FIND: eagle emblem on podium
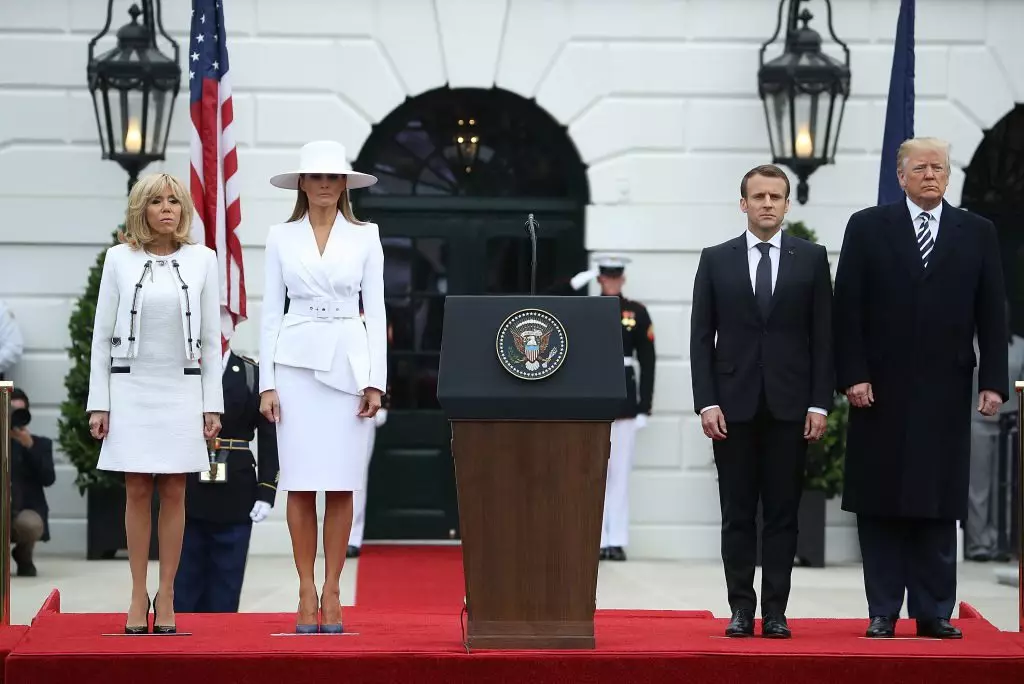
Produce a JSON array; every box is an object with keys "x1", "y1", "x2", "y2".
[{"x1": 496, "y1": 309, "x2": 568, "y2": 380}]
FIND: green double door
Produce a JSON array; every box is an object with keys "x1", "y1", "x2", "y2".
[{"x1": 363, "y1": 207, "x2": 584, "y2": 540}]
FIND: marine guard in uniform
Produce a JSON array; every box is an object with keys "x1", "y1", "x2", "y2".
[
  {"x1": 348, "y1": 315, "x2": 393, "y2": 558},
  {"x1": 577, "y1": 256, "x2": 656, "y2": 561},
  {"x1": 174, "y1": 347, "x2": 279, "y2": 613}
]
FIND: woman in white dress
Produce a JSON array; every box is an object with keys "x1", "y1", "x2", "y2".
[
  {"x1": 87, "y1": 173, "x2": 223, "y2": 635},
  {"x1": 259, "y1": 140, "x2": 386, "y2": 634}
]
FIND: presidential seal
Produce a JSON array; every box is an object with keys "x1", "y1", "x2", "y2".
[{"x1": 496, "y1": 309, "x2": 567, "y2": 380}]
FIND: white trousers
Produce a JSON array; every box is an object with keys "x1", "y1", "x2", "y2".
[
  {"x1": 601, "y1": 417, "x2": 637, "y2": 548},
  {"x1": 349, "y1": 427, "x2": 376, "y2": 547}
]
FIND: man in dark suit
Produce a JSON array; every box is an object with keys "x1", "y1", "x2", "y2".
[
  {"x1": 174, "y1": 348, "x2": 279, "y2": 613},
  {"x1": 9, "y1": 388, "x2": 55, "y2": 577},
  {"x1": 833, "y1": 137, "x2": 1008, "y2": 639},
  {"x1": 691, "y1": 164, "x2": 833, "y2": 638}
]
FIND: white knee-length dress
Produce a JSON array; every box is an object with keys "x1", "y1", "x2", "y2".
[
  {"x1": 88, "y1": 244, "x2": 223, "y2": 475},
  {"x1": 259, "y1": 213, "x2": 388, "y2": 493}
]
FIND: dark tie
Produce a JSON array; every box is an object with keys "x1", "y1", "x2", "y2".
[
  {"x1": 755, "y1": 242, "x2": 772, "y2": 319},
  {"x1": 917, "y1": 212, "x2": 934, "y2": 267}
]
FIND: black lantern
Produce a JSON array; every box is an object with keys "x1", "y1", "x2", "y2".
[
  {"x1": 87, "y1": 0, "x2": 180, "y2": 193},
  {"x1": 758, "y1": 0, "x2": 850, "y2": 204}
]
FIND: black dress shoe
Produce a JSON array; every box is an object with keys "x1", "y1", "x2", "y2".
[
  {"x1": 346, "y1": 545, "x2": 361, "y2": 559},
  {"x1": 916, "y1": 618, "x2": 962, "y2": 639},
  {"x1": 762, "y1": 614, "x2": 791, "y2": 638},
  {"x1": 599, "y1": 547, "x2": 610, "y2": 561},
  {"x1": 607, "y1": 546, "x2": 627, "y2": 561},
  {"x1": 725, "y1": 609, "x2": 754, "y2": 637},
  {"x1": 865, "y1": 616, "x2": 896, "y2": 638}
]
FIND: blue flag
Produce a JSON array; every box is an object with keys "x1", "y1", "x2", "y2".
[{"x1": 877, "y1": 0, "x2": 915, "y2": 206}]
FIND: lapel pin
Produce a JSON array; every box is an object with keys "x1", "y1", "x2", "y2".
[{"x1": 232, "y1": 365, "x2": 240, "y2": 372}]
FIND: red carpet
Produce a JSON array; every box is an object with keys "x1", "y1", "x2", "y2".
[
  {"x1": 355, "y1": 544, "x2": 466, "y2": 612},
  {"x1": 6, "y1": 555, "x2": 1024, "y2": 684},
  {"x1": 6, "y1": 601, "x2": 1024, "y2": 684},
  {"x1": 0, "y1": 625, "x2": 28, "y2": 683}
]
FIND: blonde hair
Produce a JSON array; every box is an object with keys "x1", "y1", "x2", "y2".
[
  {"x1": 896, "y1": 137, "x2": 951, "y2": 173},
  {"x1": 121, "y1": 173, "x2": 196, "y2": 249},
  {"x1": 286, "y1": 175, "x2": 367, "y2": 225}
]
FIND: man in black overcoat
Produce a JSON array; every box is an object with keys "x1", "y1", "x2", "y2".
[
  {"x1": 833, "y1": 137, "x2": 1008, "y2": 639},
  {"x1": 691, "y1": 164, "x2": 834, "y2": 638}
]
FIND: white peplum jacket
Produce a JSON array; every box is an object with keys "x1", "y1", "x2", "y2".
[{"x1": 259, "y1": 212, "x2": 387, "y2": 396}]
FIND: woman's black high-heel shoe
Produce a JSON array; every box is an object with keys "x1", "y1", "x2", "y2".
[
  {"x1": 152, "y1": 592, "x2": 177, "y2": 634},
  {"x1": 124, "y1": 595, "x2": 151, "y2": 635}
]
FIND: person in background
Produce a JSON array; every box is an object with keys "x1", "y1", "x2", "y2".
[
  {"x1": 9, "y1": 388, "x2": 55, "y2": 577},
  {"x1": 348, "y1": 317, "x2": 393, "y2": 559},
  {"x1": 0, "y1": 300, "x2": 23, "y2": 380},
  {"x1": 965, "y1": 301, "x2": 1024, "y2": 563},
  {"x1": 174, "y1": 347, "x2": 279, "y2": 612},
  {"x1": 575, "y1": 255, "x2": 655, "y2": 563}
]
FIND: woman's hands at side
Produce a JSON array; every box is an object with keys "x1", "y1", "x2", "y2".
[
  {"x1": 204, "y1": 412, "x2": 222, "y2": 439},
  {"x1": 260, "y1": 390, "x2": 281, "y2": 423},
  {"x1": 89, "y1": 412, "x2": 109, "y2": 440},
  {"x1": 357, "y1": 388, "x2": 383, "y2": 418}
]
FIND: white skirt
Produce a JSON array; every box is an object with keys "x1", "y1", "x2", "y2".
[
  {"x1": 97, "y1": 364, "x2": 210, "y2": 475},
  {"x1": 274, "y1": 363, "x2": 372, "y2": 492}
]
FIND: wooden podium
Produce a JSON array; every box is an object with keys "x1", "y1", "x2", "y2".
[{"x1": 437, "y1": 295, "x2": 626, "y2": 650}]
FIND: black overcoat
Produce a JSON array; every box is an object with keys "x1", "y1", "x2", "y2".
[{"x1": 833, "y1": 199, "x2": 1008, "y2": 520}]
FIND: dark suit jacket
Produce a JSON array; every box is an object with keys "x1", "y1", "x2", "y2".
[
  {"x1": 11, "y1": 435, "x2": 55, "y2": 542},
  {"x1": 834, "y1": 199, "x2": 1007, "y2": 519},
  {"x1": 690, "y1": 231, "x2": 834, "y2": 423},
  {"x1": 185, "y1": 353, "x2": 279, "y2": 525}
]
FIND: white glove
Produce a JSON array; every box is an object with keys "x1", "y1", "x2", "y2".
[
  {"x1": 570, "y1": 269, "x2": 598, "y2": 291},
  {"x1": 374, "y1": 408, "x2": 388, "y2": 428},
  {"x1": 250, "y1": 500, "x2": 272, "y2": 523},
  {"x1": 634, "y1": 414, "x2": 648, "y2": 429}
]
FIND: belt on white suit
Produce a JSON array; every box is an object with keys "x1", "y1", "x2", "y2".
[{"x1": 289, "y1": 296, "x2": 361, "y2": 320}]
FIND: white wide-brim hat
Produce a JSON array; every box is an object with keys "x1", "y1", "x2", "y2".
[{"x1": 269, "y1": 140, "x2": 378, "y2": 190}]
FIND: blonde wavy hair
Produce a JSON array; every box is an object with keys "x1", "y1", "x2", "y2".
[
  {"x1": 286, "y1": 175, "x2": 367, "y2": 225},
  {"x1": 121, "y1": 173, "x2": 196, "y2": 249}
]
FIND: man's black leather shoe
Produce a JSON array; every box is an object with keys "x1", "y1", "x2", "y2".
[
  {"x1": 762, "y1": 614, "x2": 791, "y2": 638},
  {"x1": 346, "y1": 545, "x2": 361, "y2": 559},
  {"x1": 607, "y1": 546, "x2": 627, "y2": 561},
  {"x1": 725, "y1": 609, "x2": 754, "y2": 637},
  {"x1": 599, "y1": 547, "x2": 610, "y2": 561},
  {"x1": 916, "y1": 618, "x2": 962, "y2": 639},
  {"x1": 866, "y1": 616, "x2": 896, "y2": 638}
]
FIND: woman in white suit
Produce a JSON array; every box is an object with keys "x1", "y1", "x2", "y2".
[
  {"x1": 259, "y1": 140, "x2": 386, "y2": 634},
  {"x1": 87, "y1": 173, "x2": 223, "y2": 635}
]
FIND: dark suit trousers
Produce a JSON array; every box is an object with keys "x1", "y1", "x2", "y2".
[
  {"x1": 174, "y1": 518, "x2": 253, "y2": 613},
  {"x1": 856, "y1": 515, "x2": 957, "y2": 620},
  {"x1": 713, "y1": 397, "x2": 807, "y2": 615}
]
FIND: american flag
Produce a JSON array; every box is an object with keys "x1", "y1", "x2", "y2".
[{"x1": 189, "y1": 0, "x2": 246, "y2": 353}]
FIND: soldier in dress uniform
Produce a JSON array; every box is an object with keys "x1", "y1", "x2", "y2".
[
  {"x1": 173, "y1": 347, "x2": 279, "y2": 613},
  {"x1": 347, "y1": 311, "x2": 393, "y2": 559},
  {"x1": 577, "y1": 255, "x2": 656, "y2": 562}
]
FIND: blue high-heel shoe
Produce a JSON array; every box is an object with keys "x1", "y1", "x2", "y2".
[
  {"x1": 295, "y1": 595, "x2": 319, "y2": 634},
  {"x1": 319, "y1": 593, "x2": 343, "y2": 634}
]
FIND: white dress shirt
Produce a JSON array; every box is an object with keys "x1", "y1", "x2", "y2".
[
  {"x1": 700, "y1": 229, "x2": 827, "y2": 417},
  {"x1": 906, "y1": 196, "x2": 942, "y2": 246}
]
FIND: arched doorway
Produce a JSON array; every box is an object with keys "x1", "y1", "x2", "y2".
[
  {"x1": 962, "y1": 104, "x2": 1024, "y2": 335},
  {"x1": 352, "y1": 87, "x2": 590, "y2": 540}
]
